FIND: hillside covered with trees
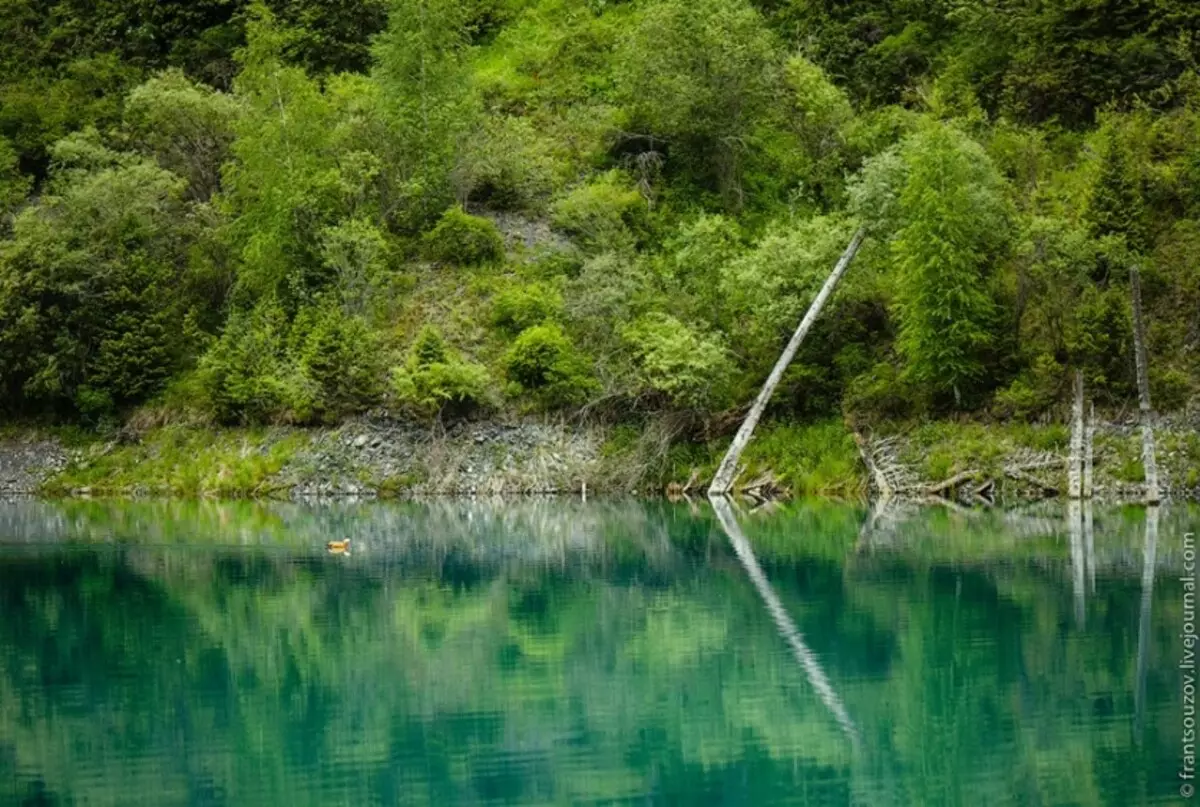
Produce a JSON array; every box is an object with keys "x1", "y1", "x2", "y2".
[{"x1": 1, "y1": 0, "x2": 1198, "y2": 450}]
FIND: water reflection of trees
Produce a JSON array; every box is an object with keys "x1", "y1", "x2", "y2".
[{"x1": 0, "y1": 500, "x2": 1191, "y2": 805}]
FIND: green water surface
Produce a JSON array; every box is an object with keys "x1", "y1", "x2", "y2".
[{"x1": 0, "y1": 499, "x2": 1194, "y2": 806}]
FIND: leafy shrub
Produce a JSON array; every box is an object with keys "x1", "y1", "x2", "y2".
[
  {"x1": 392, "y1": 325, "x2": 491, "y2": 418},
  {"x1": 843, "y1": 361, "x2": 917, "y2": 419},
  {"x1": 423, "y1": 206, "x2": 505, "y2": 266},
  {"x1": 993, "y1": 353, "x2": 1064, "y2": 418},
  {"x1": 492, "y1": 282, "x2": 563, "y2": 334},
  {"x1": 455, "y1": 115, "x2": 557, "y2": 211},
  {"x1": 622, "y1": 314, "x2": 733, "y2": 409},
  {"x1": 1151, "y1": 367, "x2": 1193, "y2": 412},
  {"x1": 503, "y1": 323, "x2": 596, "y2": 407},
  {"x1": 198, "y1": 300, "x2": 299, "y2": 424},
  {"x1": 550, "y1": 171, "x2": 647, "y2": 253},
  {"x1": 292, "y1": 304, "x2": 386, "y2": 422},
  {"x1": 200, "y1": 299, "x2": 384, "y2": 424}
]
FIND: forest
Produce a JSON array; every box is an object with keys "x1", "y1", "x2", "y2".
[{"x1": 1, "y1": 0, "x2": 1198, "y2": 442}]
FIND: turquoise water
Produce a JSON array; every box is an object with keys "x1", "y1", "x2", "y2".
[{"x1": 0, "y1": 499, "x2": 1194, "y2": 806}]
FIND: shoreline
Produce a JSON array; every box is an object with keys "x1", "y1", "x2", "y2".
[{"x1": 1, "y1": 415, "x2": 1197, "y2": 503}]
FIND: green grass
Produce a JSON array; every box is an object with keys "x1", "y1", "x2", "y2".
[{"x1": 43, "y1": 426, "x2": 308, "y2": 498}]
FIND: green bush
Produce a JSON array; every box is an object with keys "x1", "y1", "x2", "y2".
[
  {"x1": 198, "y1": 300, "x2": 299, "y2": 424},
  {"x1": 503, "y1": 323, "x2": 596, "y2": 407},
  {"x1": 200, "y1": 299, "x2": 385, "y2": 425},
  {"x1": 621, "y1": 314, "x2": 733, "y2": 410},
  {"x1": 423, "y1": 206, "x2": 506, "y2": 267},
  {"x1": 843, "y1": 361, "x2": 917, "y2": 419},
  {"x1": 993, "y1": 353, "x2": 1063, "y2": 418},
  {"x1": 550, "y1": 171, "x2": 648, "y2": 253},
  {"x1": 292, "y1": 304, "x2": 386, "y2": 422},
  {"x1": 392, "y1": 325, "x2": 492, "y2": 418},
  {"x1": 491, "y1": 282, "x2": 563, "y2": 334},
  {"x1": 1151, "y1": 367, "x2": 1193, "y2": 412}
]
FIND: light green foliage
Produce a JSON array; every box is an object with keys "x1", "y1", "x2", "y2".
[
  {"x1": 617, "y1": 0, "x2": 784, "y2": 208},
  {"x1": 320, "y1": 217, "x2": 394, "y2": 315},
  {"x1": 492, "y1": 282, "x2": 563, "y2": 334},
  {"x1": 2, "y1": 0, "x2": 1200, "y2": 443},
  {"x1": 372, "y1": 0, "x2": 476, "y2": 223},
  {"x1": 504, "y1": 323, "x2": 596, "y2": 407},
  {"x1": 662, "y1": 214, "x2": 742, "y2": 325},
  {"x1": 843, "y1": 360, "x2": 917, "y2": 420},
  {"x1": 454, "y1": 115, "x2": 559, "y2": 211},
  {"x1": 622, "y1": 314, "x2": 733, "y2": 410},
  {"x1": 124, "y1": 70, "x2": 241, "y2": 200},
  {"x1": 392, "y1": 325, "x2": 492, "y2": 418},
  {"x1": 721, "y1": 214, "x2": 856, "y2": 362},
  {"x1": 423, "y1": 206, "x2": 506, "y2": 266},
  {"x1": 993, "y1": 353, "x2": 1064, "y2": 418},
  {"x1": 550, "y1": 171, "x2": 647, "y2": 253}
]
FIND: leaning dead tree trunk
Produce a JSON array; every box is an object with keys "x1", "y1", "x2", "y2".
[
  {"x1": 1130, "y1": 266, "x2": 1161, "y2": 504},
  {"x1": 709, "y1": 228, "x2": 865, "y2": 496},
  {"x1": 1068, "y1": 370, "x2": 1084, "y2": 499}
]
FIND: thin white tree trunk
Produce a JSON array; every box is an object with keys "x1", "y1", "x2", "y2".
[
  {"x1": 1083, "y1": 401, "x2": 1095, "y2": 499},
  {"x1": 1130, "y1": 266, "x2": 1161, "y2": 504},
  {"x1": 1068, "y1": 370, "x2": 1084, "y2": 499},
  {"x1": 709, "y1": 228, "x2": 865, "y2": 496}
]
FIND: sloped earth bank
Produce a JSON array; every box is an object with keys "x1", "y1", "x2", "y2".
[{"x1": 3, "y1": 415, "x2": 1198, "y2": 501}]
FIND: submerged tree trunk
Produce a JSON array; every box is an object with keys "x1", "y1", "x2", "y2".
[
  {"x1": 709, "y1": 228, "x2": 865, "y2": 496},
  {"x1": 1130, "y1": 266, "x2": 1161, "y2": 504},
  {"x1": 1068, "y1": 370, "x2": 1084, "y2": 499}
]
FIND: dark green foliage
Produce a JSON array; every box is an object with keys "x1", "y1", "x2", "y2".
[
  {"x1": 423, "y1": 207, "x2": 506, "y2": 267},
  {"x1": 0, "y1": 139, "x2": 197, "y2": 418},
  {"x1": 1086, "y1": 128, "x2": 1148, "y2": 253},
  {"x1": 200, "y1": 298, "x2": 385, "y2": 424}
]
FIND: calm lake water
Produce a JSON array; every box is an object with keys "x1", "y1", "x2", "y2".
[{"x1": 0, "y1": 498, "x2": 1195, "y2": 806}]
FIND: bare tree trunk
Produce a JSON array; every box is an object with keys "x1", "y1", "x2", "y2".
[
  {"x1": 709, "y1": 228, "x2": 865, "y2": 496},
  {"x1": 1083, "y1": 402, "x2": 1095, "y2": 499},
  {"x1": 1068, "y1": 370, "x2": 1084, "y2": 499},
  {"x1": 1130, "y1": 266, "x2": 1161, "y2": 504}
]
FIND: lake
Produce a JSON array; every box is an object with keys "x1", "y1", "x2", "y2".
[{"x1": 0, "y1": 498, "x2": 1194, "y2": 806}]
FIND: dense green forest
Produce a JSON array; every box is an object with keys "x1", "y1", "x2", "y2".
[{"x1": 1, "y1": 0, "x2": 1198, "y2": 434}]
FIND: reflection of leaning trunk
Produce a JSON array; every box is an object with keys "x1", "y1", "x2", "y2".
[
  {"x1": 711, "y1": 496, "x2": 860, "y2": 747},
  {"x1": 1134, "y1": 505, "x2": 1159, "y2": 740},
  {"x1": 1068, "y1": 500, "x2": 1085, "y2": 627}
]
